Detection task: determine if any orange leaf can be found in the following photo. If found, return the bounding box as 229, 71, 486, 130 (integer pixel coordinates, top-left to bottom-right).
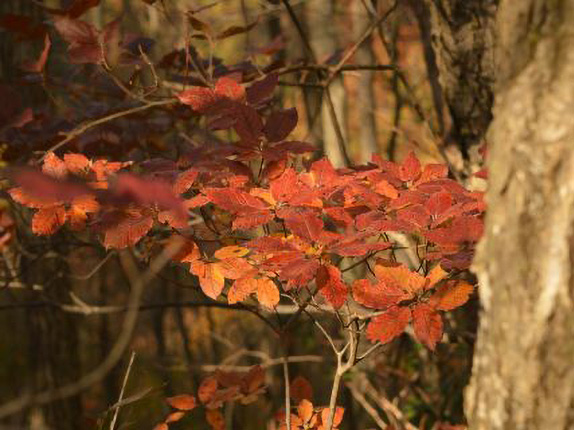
228, 277, 258, 304
167, 394, 196, 411
256, 277, 280, 309
412, 303, 443, 350
297, 399, 314, 424
430, 280, 474, 311
320, 406, 344, 429
63, 153, 90, 175
42, 152, 67, 179
374, 260, 426, 296
32, 206, 66, 235
198, 376, 218, 405
426, 264, 448, 289
190, 261, 225, 300
366, 306, 411, 344
206, 409, 225, 430
217, 257, 255, 280
165, 411, 186, 423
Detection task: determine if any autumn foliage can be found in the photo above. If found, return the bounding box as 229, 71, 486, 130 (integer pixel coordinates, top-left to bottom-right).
0, 2, 485, 429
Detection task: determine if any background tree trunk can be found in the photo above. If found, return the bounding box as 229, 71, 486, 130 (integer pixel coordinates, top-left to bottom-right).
423, 0, 498, 173
351, 0, 378, 164
467, 1, 574, 429
307, 0, 349, 167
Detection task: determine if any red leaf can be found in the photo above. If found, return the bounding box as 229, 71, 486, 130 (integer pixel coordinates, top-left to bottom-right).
205, 188, 268, 214
270, 167, 298, 202
352, 277, 408, 310
278, 207, 323, 243
9, 187, 58, 209
290, 376, 313, 403
430, 280, 474, 311
102, 209, 153, 249
426, 191, 453, 217
263, 108, 298, 142
115, 174, 186, 219
396, 204, 430, 229
316, 264, 347, 309
174, 168, 199, 195
366, 306, 411, 344
214, 76, 245, 101
424, 216, 484, 245
233, 104, 263, 144
246, 73, 278, 105
167, 394, 197, 411
177, 86, 217, 112
416, 163, 448, 185
399, 151, 421, 182
412, 303, 443, 350
233, 210, 274, 230
53, 16, 101, 64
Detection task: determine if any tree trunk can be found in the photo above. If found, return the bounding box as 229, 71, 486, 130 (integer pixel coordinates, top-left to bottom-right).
351, 0, 378, 164
307, 0, 348, 167
467, 1, 574, 429
424, 0, 498, 171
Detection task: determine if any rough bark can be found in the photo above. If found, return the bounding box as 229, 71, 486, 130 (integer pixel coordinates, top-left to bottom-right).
424, 0, 498, 170
467, 1, 574, 429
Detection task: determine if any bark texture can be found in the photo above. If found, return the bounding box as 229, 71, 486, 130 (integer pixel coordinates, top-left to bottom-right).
424, 0, 498, 167
467, 1, 574, 429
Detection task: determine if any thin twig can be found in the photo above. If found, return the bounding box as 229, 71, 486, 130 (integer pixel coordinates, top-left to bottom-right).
109, 351, 136, 430
43, 99, 174, 158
